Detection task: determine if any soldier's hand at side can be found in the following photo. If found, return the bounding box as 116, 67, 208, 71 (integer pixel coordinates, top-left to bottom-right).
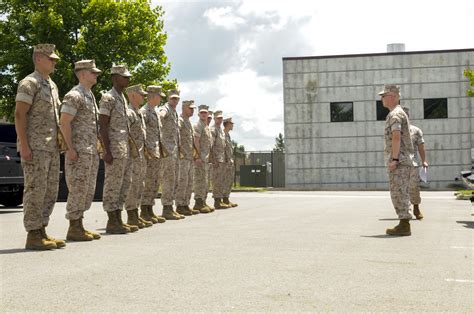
422, 161, 429, 168
66, 148, 78, 161
213, 163, 219, 168
20, 144, 33, 161
103, 151, 113, 165
388, 161, 398, 172
195, 158, 203, 166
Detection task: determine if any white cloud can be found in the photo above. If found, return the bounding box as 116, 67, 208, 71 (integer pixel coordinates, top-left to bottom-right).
204, 6, 245, 30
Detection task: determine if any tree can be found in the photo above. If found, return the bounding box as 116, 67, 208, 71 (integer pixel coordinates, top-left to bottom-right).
232, 140, 245, 157
0, 0, 174, 121
464, 70, 474, 97
273, 133, 285, 152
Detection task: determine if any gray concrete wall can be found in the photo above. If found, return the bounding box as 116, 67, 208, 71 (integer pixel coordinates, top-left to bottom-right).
283, 49, 474, 189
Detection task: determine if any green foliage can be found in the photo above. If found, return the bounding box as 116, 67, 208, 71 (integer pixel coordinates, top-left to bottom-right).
273, 133, 285, 152
232, 140, 245, 157
0, 0, 173, 120
464, 69, 474, 97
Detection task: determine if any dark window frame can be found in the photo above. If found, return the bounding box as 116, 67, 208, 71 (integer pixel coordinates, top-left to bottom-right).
423, 98, 448, 119
376, 100, 390, 121
330, 101, 354, 122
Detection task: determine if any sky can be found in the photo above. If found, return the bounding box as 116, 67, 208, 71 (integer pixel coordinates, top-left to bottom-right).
154, 0, 473, 151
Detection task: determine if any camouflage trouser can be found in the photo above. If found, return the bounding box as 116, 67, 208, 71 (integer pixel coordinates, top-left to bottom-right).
193, 162, 209, 200
125, 150, 146, 210
161, 156, 179, 206
211, 162, 227, 198
409, 167, 421, 205
65, 152, 99, 220
22, 150, 59, 231
222, 162, 234, 198
175, 158, 194, 206
388, 165, 413, 220
103, 157, 131, 212
141, 157, 160, 206
208, 165, 212, 190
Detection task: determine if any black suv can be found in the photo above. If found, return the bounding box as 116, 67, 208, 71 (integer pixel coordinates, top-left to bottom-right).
0, 123, 23, 207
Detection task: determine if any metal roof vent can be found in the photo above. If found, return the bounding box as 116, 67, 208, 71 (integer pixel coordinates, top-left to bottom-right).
387, 43, 406, 52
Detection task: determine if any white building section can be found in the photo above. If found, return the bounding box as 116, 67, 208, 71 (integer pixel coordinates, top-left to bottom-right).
283, 48, 474, 189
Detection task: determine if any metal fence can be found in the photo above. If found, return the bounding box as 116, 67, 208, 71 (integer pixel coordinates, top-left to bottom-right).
234, 151, 285, 187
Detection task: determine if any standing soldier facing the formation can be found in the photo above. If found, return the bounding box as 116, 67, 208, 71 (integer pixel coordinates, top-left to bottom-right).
380, 84, 415, 236
175, 100, 199, 216
124, 85, 152, 229
402, 107, 428, 220
98, 65, 138, 234
15, 43, 66, 250
140, 86, 166, 224
193, 105, 213, 213
222, 117, 238, 207
210, 110, 231, 209
60, 60, 102, 242
159, 89, 184, 220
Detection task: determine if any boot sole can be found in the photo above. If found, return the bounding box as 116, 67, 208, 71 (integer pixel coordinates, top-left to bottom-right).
25, 245, 56, 250
66, 237, 93, 241
386, 232, 411, 236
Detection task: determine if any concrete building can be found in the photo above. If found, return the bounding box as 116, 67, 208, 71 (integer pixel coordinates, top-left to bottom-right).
283, 47, 474, 189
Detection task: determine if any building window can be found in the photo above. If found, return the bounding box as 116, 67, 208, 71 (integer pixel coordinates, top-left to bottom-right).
376, 101, 389, 121
330, 102, 353, 122
424, 98, 448, 119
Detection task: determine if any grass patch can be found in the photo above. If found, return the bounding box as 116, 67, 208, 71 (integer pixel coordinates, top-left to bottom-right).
455, 190, 473, 196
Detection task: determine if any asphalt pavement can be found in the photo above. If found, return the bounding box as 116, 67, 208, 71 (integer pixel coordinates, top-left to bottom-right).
0, 191, 472, 312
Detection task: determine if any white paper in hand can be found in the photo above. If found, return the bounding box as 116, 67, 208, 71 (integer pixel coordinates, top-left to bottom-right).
419, 167, 428, 183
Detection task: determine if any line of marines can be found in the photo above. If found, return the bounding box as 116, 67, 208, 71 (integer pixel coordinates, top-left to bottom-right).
15, 44, 238, 250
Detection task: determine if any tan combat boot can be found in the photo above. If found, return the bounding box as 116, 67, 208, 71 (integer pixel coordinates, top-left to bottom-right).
204, 200, 215, 212
41, 227, 66, 248
118, 210, 138, 232
149, 206, 166, 223
127, 209, 145, 229
25, 229, 57, 250
79, 218, 101, 240
214, 198, 231, 209
162, 205, 180, 220
386, 219, 411, 236
223, 197, 238, 207
188, 205, 200, 215
67, 219, 93, 241
106, 210, 130, 234
140, 205, 156, 224
176, 205, 193, 216
193, 198, 210, 214
413, 204, 424, 220
138, 216, 153, 228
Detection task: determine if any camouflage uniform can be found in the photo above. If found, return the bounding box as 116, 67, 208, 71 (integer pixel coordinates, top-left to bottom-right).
193, 119, 212, 200
223, 131, 234, 198
384, 105, 415, 219
99, 87, 132, 212
140, 103, 161, 206
210, 124, 227, 198
125, 106, 147, 210
176, 114, 194, 206
61, 84, 100, 220
409, 124, 424, 205
16, 70, 61, 231
159, 103, 180, 206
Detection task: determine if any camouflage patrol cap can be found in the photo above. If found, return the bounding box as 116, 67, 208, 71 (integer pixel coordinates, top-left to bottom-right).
126, 84, 147, 96
167, 89, 180, 99
74, 60, 101, 73
146, 85, 165, 97
378, 84, 400, 96
213, 110, 223, 118
198, 105, 209, 113
223, 117, 233, 124
182, 100, 196, 109
33, 44, 60, 60
111, 65, 132, 77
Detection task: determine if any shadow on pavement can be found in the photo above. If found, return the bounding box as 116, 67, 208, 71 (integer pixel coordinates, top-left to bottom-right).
0, 248, 45, 255
360, 235, 398, 239
0, 210, 23, 214
456, 221, 474, 229
378, 218, 399, 221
